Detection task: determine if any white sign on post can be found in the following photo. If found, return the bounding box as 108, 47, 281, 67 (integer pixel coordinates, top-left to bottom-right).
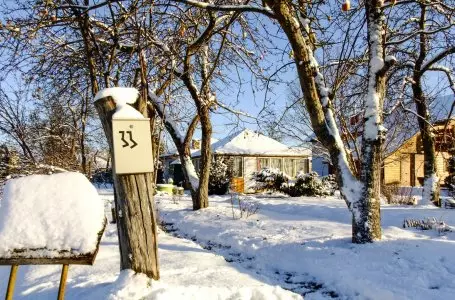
112, 118, 154, 174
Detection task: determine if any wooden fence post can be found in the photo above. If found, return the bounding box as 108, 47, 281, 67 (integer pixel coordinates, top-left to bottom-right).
5, 265, 18, 300
95, 96, 159, 279
57, 264, 69, 300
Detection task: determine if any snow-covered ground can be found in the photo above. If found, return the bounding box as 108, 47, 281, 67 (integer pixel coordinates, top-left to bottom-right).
0, 189, 300, 300
2, 187, 454, 299
156, 193, 455, 300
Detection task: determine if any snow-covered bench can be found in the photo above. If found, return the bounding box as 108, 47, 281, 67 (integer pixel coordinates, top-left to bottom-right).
0, 172, 106, 299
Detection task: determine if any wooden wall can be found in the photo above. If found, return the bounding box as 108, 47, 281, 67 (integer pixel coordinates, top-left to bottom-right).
384, 134, 450, 187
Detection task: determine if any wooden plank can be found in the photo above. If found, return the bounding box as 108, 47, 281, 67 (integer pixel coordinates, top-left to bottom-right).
5, 265, 18, 300
57, 264, 69, 300
0, 257, 92, 266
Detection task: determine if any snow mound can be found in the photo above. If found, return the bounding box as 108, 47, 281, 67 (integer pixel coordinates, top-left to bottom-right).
0, 172, 105, 257
108, 270, 301, 300
108, 270, 152, 300
94, 87, 144, 119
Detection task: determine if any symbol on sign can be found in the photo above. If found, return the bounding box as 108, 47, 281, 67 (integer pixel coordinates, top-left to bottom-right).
119, 131, 138, 149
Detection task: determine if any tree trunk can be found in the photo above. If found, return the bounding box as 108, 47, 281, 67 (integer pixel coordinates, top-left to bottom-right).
95, 96, 159, 280
412, 4, 440, 206
351, 0, 388, 243
265, 0, 383, 243
355, 140, 382, 243
194, 107, 211, 209
413, 83, 440, 205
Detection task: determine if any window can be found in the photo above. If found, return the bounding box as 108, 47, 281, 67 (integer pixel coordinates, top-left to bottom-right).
233, 157, 243, 177
270, 158, 282, 170
283, 158, 297, 177
258, 158, 269, 170
298, 158, 310, 174
283, 158, 310, 177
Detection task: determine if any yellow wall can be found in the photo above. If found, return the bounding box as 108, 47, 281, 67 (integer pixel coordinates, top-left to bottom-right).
384, 134, 451, 187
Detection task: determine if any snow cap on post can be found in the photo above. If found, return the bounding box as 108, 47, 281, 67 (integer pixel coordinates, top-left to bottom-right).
94, 87, 144, 120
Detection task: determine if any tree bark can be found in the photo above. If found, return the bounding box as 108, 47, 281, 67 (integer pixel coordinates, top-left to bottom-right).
263, 0, 386, 243
349, 0, 387, 243
412, 4, 440, 206
95, 96, 159, 280
194, 106, 211, 209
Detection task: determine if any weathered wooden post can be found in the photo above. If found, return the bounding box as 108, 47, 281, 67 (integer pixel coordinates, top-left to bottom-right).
94, 88, 159, 279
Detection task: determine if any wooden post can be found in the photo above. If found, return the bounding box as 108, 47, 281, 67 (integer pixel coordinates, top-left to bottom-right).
95, 96, 159, 279
5, 265, 18, 300
57, 264, 69, 300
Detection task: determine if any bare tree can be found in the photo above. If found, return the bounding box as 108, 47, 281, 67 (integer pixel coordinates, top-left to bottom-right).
176, 0, 398, 243
386, 0, 455, 205
0, 84, 36, 162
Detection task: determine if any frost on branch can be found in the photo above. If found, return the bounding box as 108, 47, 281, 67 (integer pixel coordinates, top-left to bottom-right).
296, 17, 362, 208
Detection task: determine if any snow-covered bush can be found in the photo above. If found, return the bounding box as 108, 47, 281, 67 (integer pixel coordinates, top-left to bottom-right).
321, 174, 338, 195
382, 183, 400, 203
281, 172, 336, 197
230, 194, 259, 219
390, 195, 418, 205
382, 184, 417, 205
208, 156, 233, 195
403, 217, 452, 234
250, 168, 290, 192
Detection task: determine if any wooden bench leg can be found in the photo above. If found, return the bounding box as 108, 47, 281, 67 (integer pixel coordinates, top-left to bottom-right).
5, 265, 18, 300
57, 264, 69, 300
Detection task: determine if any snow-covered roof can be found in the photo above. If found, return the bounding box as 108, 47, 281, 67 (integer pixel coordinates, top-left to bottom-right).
0, 172, 105, 259
161, 138, 219, 158
192, 129, 311, 157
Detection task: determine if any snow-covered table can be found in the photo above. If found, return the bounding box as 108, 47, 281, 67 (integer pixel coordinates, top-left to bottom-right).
0, 172, 106, 300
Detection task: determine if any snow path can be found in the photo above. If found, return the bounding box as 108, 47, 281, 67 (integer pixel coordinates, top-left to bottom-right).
0, 190, 300, 300
156, 193, 455, 300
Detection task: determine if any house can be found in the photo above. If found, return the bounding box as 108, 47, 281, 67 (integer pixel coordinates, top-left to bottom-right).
185, 129, 312, 193
383, 119, 455, 187
310, 95, 454, 186
159, 139, 218, 185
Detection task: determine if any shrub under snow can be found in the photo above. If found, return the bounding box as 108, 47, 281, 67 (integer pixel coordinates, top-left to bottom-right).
208, 157, 233, 195
250, 168, 290, 192
251, 168, 337, 197
281, 172, 337, 197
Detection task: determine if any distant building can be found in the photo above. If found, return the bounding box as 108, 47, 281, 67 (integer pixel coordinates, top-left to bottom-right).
161, 129, 312, 193
383, 119, 455, 187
